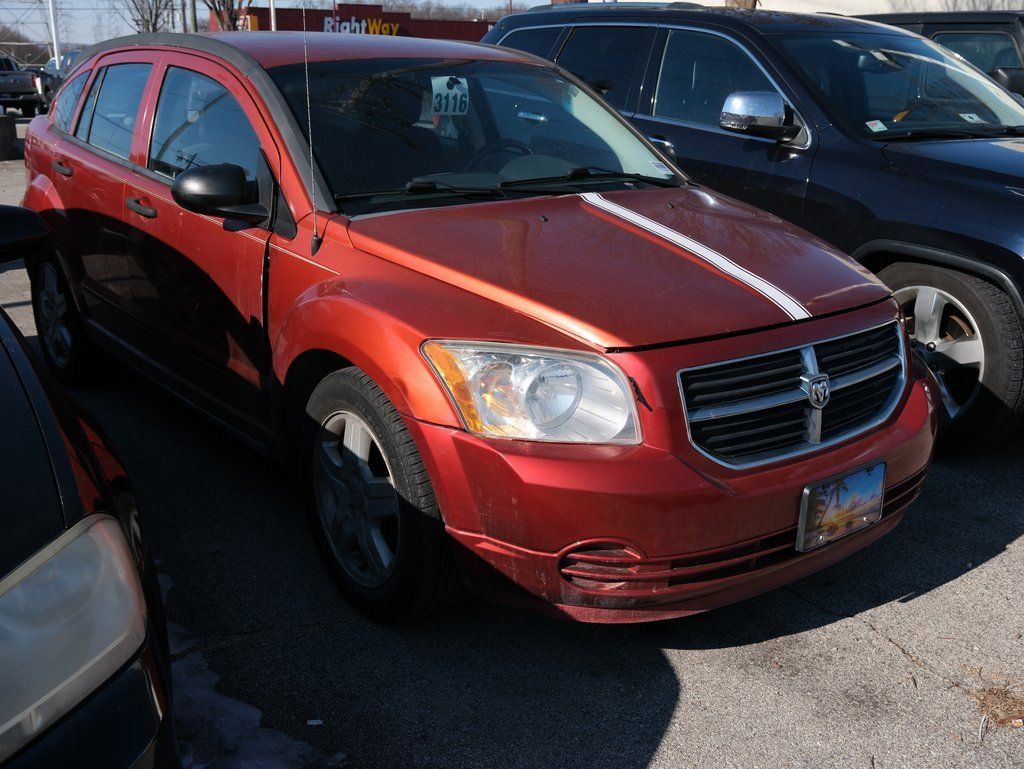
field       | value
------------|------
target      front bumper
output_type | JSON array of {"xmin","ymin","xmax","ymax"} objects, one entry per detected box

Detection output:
[{"xmin": 407, "ymin": 353, "xmax": 936, "ymax": 623}]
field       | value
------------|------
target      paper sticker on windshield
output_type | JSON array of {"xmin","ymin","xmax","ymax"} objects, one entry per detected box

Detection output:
[
  {"xmin": 959, "ymin": 113, "xmax": 984, "ymax": 124},
  {"xmin": 650, "ymin": 160, "xmax": 671, "ymax": 175},
  {"xmin": 866, "ymin": 120, "xmax": 887, "ymax": 133},
  {"xmin": 431, "ymin": 76, "xmax": 469, "ymax": 116}
]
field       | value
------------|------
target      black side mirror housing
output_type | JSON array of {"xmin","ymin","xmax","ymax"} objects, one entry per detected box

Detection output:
[
  {"xmin": 989, "ymin": 66, "xmax": 1024, "ymax": 96},
  {"xmin": 0, "ymin": 205, "xmax": 48, "ymax": 264},
  {"xmin": 171, "ymin": 164, "xmax": 269, "ymax": 225}
]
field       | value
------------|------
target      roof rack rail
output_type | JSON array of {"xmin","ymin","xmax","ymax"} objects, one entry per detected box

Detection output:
[{"xmin": 526, "ymin": 1, "xmax": 704, "ymax": 12}]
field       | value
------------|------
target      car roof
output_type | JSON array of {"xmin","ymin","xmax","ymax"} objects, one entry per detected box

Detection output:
[
  {"xmin": 498, "ymin": 4, "xmax": 912, "ymax": 36},
  {"xmin": 861, "ymin": 11, "xmax": 1024, "ymax": 25}
]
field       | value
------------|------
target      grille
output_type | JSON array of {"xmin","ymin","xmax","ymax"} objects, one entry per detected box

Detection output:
[{"xmin": 679, "ymin": 322, "xmax": 905, "ymax": 466}]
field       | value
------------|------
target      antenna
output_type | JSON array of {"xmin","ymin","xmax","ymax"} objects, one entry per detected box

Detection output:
[{"xmin": 302, "ymin": 8, "xmax": 323, "ymax": 255}]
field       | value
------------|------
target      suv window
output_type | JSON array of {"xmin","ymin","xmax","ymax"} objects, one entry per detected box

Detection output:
[
  {"xmin": 501, "ymin": 27, "xmax": 562, "ymax": 58},
  {"xmin": 52, "ymin": 72, "xmax": 87, "ymax": 133},
  {"xmin": 149, "ymin": 67, "xmax": 261, "ymax": 180},
  {"xmin": 75, "ymin": 63, "xmax": 151, "ymax": 160},
  {"xmin": 933, "ymin": 31, "xmax": 1023, "ymax": 72},
  {"xmin": 555, "ymin": 26, "xmax": 648, "ymax": 111},
  {"xmin": 653, "ymin": 30, "xmax": 776, "ymax": 127}
]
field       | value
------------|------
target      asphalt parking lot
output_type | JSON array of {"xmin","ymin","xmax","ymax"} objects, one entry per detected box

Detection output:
[{"xmin": 2, "ymin": 119, "xmax": 1022, "ymax": 769}]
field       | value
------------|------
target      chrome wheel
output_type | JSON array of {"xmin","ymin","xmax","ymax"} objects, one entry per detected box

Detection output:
[
  {"xmin": 37, "ymin": 262, "xmax": 72, "ymax": 369},
  {"xmin": 894, "ymin": 285, "xmax": 985, "ymax": 421},
  {"xmin": 313, "ymin": 411, "xmax": 401, "ymax": 589}
]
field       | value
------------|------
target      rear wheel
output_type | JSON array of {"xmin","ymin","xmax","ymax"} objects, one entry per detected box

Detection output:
[
  {"xmin": 31, "ymin": 255, "xmax": 102, "ymax": 385},
  {"xmin": 21, "ymin": 105, "xmax": 35, "ymax": 118},
  {"xmin": 302, "ymin": 367, "xmax": 461, "ymax": 620},
  {"xmin": 879, "ymin": 262, "xmax": 1024, "ymax": 449}
]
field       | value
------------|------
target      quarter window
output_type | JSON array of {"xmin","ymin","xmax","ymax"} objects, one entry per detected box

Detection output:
[
  {"xmin": 149, "ymin": 67, "xmax": 261, "ymax": 181},
  {"xmin": 51, "ymin": 72, "xmax": 87, "ymax": 133},
  {"xmin": 74, "ymin": 63, "xmax": 151, "ymax": 160},
  {"xmin": 933, "ymin": 31, "xmax": 1023, "ymax": 73},
  {"xmin": 653, "ymin": 30, "xmax": 776, "ymax": 126},
  {"xmin": 555, "ymin": 26, "xmax": 648, "ymax": 111}
]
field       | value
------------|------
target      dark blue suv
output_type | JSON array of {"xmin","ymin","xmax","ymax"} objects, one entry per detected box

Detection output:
[{"xmin": 484, "ymin": 5, "xmax": 1024, "ymax": 449}]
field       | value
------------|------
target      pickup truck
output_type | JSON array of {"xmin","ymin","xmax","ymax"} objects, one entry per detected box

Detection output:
[{"xmin": 0, "ymin": 56, "xmax": 42, "ymax": 118}]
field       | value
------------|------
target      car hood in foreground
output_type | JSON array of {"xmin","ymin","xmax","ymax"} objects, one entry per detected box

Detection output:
[
  {"xmin": 883, "ymin": 137, "xmax": 1024, "ymax": 197},
  {"xmin": 0, "ymin": 315, "xmax": 64, "ymax": 577},
  {"xmin": 347, "ymin": 187, "xmax": 890, "ymax": 348}
]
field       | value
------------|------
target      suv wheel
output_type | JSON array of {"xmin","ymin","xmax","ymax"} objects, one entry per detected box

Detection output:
[
  {"xmin": 302, "ymin": 367, "xmax": 461, "ymax": 620},
  {"xmin": 21, "ymin": 105, "xmax": 35, "ymax": 118},
  {"xmin": 31, "ymin": 256, "xmax": 101, "ymax": 385},
  {"xmin": 879, "ymin": 262, "xmax": 1024, "ymax": 448}
]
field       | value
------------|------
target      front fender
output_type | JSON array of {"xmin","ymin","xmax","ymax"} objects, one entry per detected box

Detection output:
[{"xmin": 21, "ymin": 173, "xmax": 82, "ymax": 298}]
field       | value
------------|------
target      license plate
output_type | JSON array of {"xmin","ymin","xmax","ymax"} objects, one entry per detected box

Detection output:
[{"xmin": 797, "ymin": 463, "xmax": 886, "ymax": 552}]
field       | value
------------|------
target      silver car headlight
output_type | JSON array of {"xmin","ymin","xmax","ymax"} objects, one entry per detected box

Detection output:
[
  {"xmin": 0, "ymin": 515, "xmax": 147, "ymax": 762},
  {"xmin": 422, "ymin": 341, "xmax": 641, "ymax": 444}
]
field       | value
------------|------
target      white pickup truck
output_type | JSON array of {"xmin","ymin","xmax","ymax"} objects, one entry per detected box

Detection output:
[{"xmin": 0, "ymin": 56, "xmax": 42, "ymax": 118}]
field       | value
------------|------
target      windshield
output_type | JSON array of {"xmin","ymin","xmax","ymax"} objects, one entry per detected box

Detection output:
[
  {"xmin": 269, "ymin": 58, "xmax": 679, "ymax": 215},
  {"xmin": 772, "ymin": 32, "xmax": 1024, "ymax": 140}
]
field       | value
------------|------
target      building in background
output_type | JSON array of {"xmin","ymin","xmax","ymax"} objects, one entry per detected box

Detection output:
[{"xmin": 210, "ymin": 4, "xmax": 493, "ymax": 40}]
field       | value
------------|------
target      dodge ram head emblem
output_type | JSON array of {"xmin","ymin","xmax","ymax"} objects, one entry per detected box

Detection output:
[{"xmin": 802, "ymin": 373, "xmax": 831, "ymax": 410}]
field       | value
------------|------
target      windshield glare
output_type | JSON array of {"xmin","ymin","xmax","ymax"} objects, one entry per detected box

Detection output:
[
  {"xmin": 270, "ymin": 59, "xmax": 676, "ymax": 213},
  {"xmin": 774, "ymin": 32, "xmax": 1024, "ymax": 139}
]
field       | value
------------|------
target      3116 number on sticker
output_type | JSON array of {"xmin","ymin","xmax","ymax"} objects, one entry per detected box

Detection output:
[{"xmin": 431, "ymin": 76, "xmax": 469, "ymax": 116}]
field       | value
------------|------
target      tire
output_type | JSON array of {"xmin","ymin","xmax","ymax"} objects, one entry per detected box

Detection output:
[
  {"xmin": 301, "ymin": 367, "xmax": 461, "ymax": 621},
  {"xmin": 879, "ymin": 262, "xmax": 1024, "ymax": 449},
  {"xmin": 30, "ymin": 253, "xmax": 102, "ymax": 385},
  {"xmin": 21, "ymin": 105, "xmax": 35, "ymax": 118}
]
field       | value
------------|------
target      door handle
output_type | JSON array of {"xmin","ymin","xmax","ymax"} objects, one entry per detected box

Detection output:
[
  {"xmin": 52, "ymin": 159, "xmax": 72, "ymax": 177},
  {"xmin": 647, "ymin": 135, "xmax": 676, "ymax": 162},
  {"xmin": 126, "ymin": 197, "xmax": 157, "ymax": 219}
]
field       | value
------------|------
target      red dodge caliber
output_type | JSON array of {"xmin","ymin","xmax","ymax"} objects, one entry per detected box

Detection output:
[{"xmin": 23, "ymin": 32, "xmax": 937, "ymax": 622}]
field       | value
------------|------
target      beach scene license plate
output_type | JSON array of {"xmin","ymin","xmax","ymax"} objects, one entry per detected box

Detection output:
[{"xmin": 797, "ymin": 463, "xmax": 886, "ymax": 552}]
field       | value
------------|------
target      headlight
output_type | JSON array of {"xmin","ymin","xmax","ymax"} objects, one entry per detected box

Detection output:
[
  {"xmin": 0, "ymin": 515, "xmax": 147, "ymax": 762},
  {"xmin": 422, "ymin": 341, "xmax": 641, "ymax": 444}
]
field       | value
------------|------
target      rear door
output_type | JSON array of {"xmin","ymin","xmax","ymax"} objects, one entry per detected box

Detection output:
[
  {"xmin": 552, "ymin": 24, "xmax": 656, "ymax": 115},
  {"xmin": 50, "ymin": 55, "xmax": 153, "ymax": 337},
  {"xmin": 630, "ymin": 26, "xmax": 813, "ymax": 224},
  {"xmin": 121, "ymin": 53, "xmax": 280, "ymax": 431}
]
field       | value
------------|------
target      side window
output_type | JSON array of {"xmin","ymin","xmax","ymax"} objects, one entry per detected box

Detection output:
[
  {"xmin": 75, "ymin": 63, "xmax": 152, "ymax": 160},
  {"xmin": 501, "ymin": 27, "xmax": 562, "ymax": 59},
  {"xmin": 555, "ymin": 26, "xmax": 648, "ymax": 111},
  {"xmin": 51, "ymin": 72, "xmax": 88, "ymax": 133},
  {"xmin": 652, "ymin": 30, "xmax": 776, "ymax": 127},
  {"xmin": 933, "ymin": 31, "xmax": 1023, "ymax": 72},
  {"xmin": 149, "ymin": 67, "xmax": 261, "ymax": 182}
]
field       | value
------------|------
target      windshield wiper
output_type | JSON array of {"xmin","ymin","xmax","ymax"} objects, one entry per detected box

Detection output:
[
  {"xmin": 500, "ymin": 166, "xmax": 684, "ymax": 189},
  {"xmin": 879, "ymin": 128, "xmax": 991, "ymax": 141},
  {"xmin": 334, "ymin": 182, "xmax": 507, "ymax": 204}
]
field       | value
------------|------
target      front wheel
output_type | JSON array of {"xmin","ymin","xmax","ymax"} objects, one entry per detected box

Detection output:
[
  {"xmin": 21, "ymin": 105, "xmax": 35, "ymax": 118},
  {"xmin": 30, "ymin": 255, "xmax": 102, "ymax": 385},
  {"xmin": 879, "ymin": 262, "xmax": 1024, "ymax": 449},
  {"xmin": 301, "ymin": 368, "xmax": 461, "ymax": 621}
]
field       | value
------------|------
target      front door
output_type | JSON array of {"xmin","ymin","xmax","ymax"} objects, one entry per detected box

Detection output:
[
  {"xmin": 631, "ymin": 27, "xmax": 814, "ymax": 225},
  {"xmin": 121, "ymin": 57, "xmax": 280, "ymax": 433}
]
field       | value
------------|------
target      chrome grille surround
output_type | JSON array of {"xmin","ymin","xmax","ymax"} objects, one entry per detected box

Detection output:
[{"xmin": 678, "ymin": 321, "xmax": 907, "ymax": 468}]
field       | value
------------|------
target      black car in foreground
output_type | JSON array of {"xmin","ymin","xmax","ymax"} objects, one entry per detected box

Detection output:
[
  {"xmin": 0, "ymin": 207, "xmax": 178, "ymax": 768},
  {"xmin": 485, "ymin": 5, "xmax": 1024, "ymax": 449},
  {"xmin": 862, "ymin": 11, "xmax": 1024, "ymax": 96}
]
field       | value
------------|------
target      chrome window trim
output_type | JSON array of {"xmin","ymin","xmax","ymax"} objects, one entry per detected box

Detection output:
[
  {"xmin": 496, "ymin": 21, "xmax": 813, "ymax": 151},
  {"xmin": 677, "ymin": 321, "xmax": 907, "ymax": 470}
]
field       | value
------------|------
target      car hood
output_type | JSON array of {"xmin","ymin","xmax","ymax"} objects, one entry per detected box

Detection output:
[
  {"xmin": 347, "ymin": 187, "xmax": 889, "ymax": 348},
  {"xmin": 883, "ymin": 137, "xmax": 1024, "ymax": 196},
  {"xmin": 0, "ymin": 316, "xmax": 64, "ymax": 577}
]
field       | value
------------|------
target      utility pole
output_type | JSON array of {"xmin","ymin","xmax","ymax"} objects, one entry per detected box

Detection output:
[
  {"xmin": 46, "ymin": 0, "xmax": 61, "ymax": 66},
  {"xmin": 189, "ymin": 0, "xmax": 198, "ymax": 33},
  {"xmin": 181, "ymin": 0, "xmax": 188, "ymax": 31},
  {"xmin": 269, "ymin": 0, "xmax": 277, "ymax": 31}
]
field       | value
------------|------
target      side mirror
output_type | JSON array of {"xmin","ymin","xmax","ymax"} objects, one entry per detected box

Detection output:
[
  {"xmin": 0, "ymin": 205, "xmax": 48, "ymax": 264},
  {"xmin": 720, "ymin": 91, "xmax": 800, "ymax": 142},
  {"xmin": 989, "ymin": 66, "xmax": 1024, "ymax": 97},
  {"xmin": 171, "ymin": 164, "xmax": 269, "ymax": 225}
]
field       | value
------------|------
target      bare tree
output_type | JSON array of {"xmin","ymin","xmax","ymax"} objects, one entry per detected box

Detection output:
[
  {"xmin": 724, "ymin": 0, "xmax": 759, "ymax": 8},
  {"xmin": 204, "ymin": 0, "xmax": 253, "ymax": 31},
  {"xmin": 117, "ymin": 0, "xmax": 176, "ymax": 33}
]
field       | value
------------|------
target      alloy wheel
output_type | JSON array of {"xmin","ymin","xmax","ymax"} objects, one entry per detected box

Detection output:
[
  {"xmin": 894, "ymin": 285, "xmax": 985, "ymax": 422},
  {"xmin": 313, "ymin": 411, "xmax": 401, "ymax": 588},
  {"xmin": 37, "ymin": 262, "xmax": 72, "ymax": 369}
]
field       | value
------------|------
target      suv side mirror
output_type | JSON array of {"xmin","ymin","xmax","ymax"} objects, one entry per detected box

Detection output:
[
  {"xmin": 0, "ymin": 205, "xmax": 48, "ymax": 264},
  {"xmin": 720, "ymin": 91, "xmax": 800, "ymax": 142},
  {"xmin": 989, "ymin": 66, "xmax": 1024, "ymax": 96},
  {"xmin": 171, "ymin": 164, "xmax": 269, "ymax": 225}
]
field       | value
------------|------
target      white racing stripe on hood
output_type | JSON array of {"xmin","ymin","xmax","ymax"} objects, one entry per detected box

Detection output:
[{"xmin": 580, "ymin": 192, "xmax": 811, "ymax": 321}]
